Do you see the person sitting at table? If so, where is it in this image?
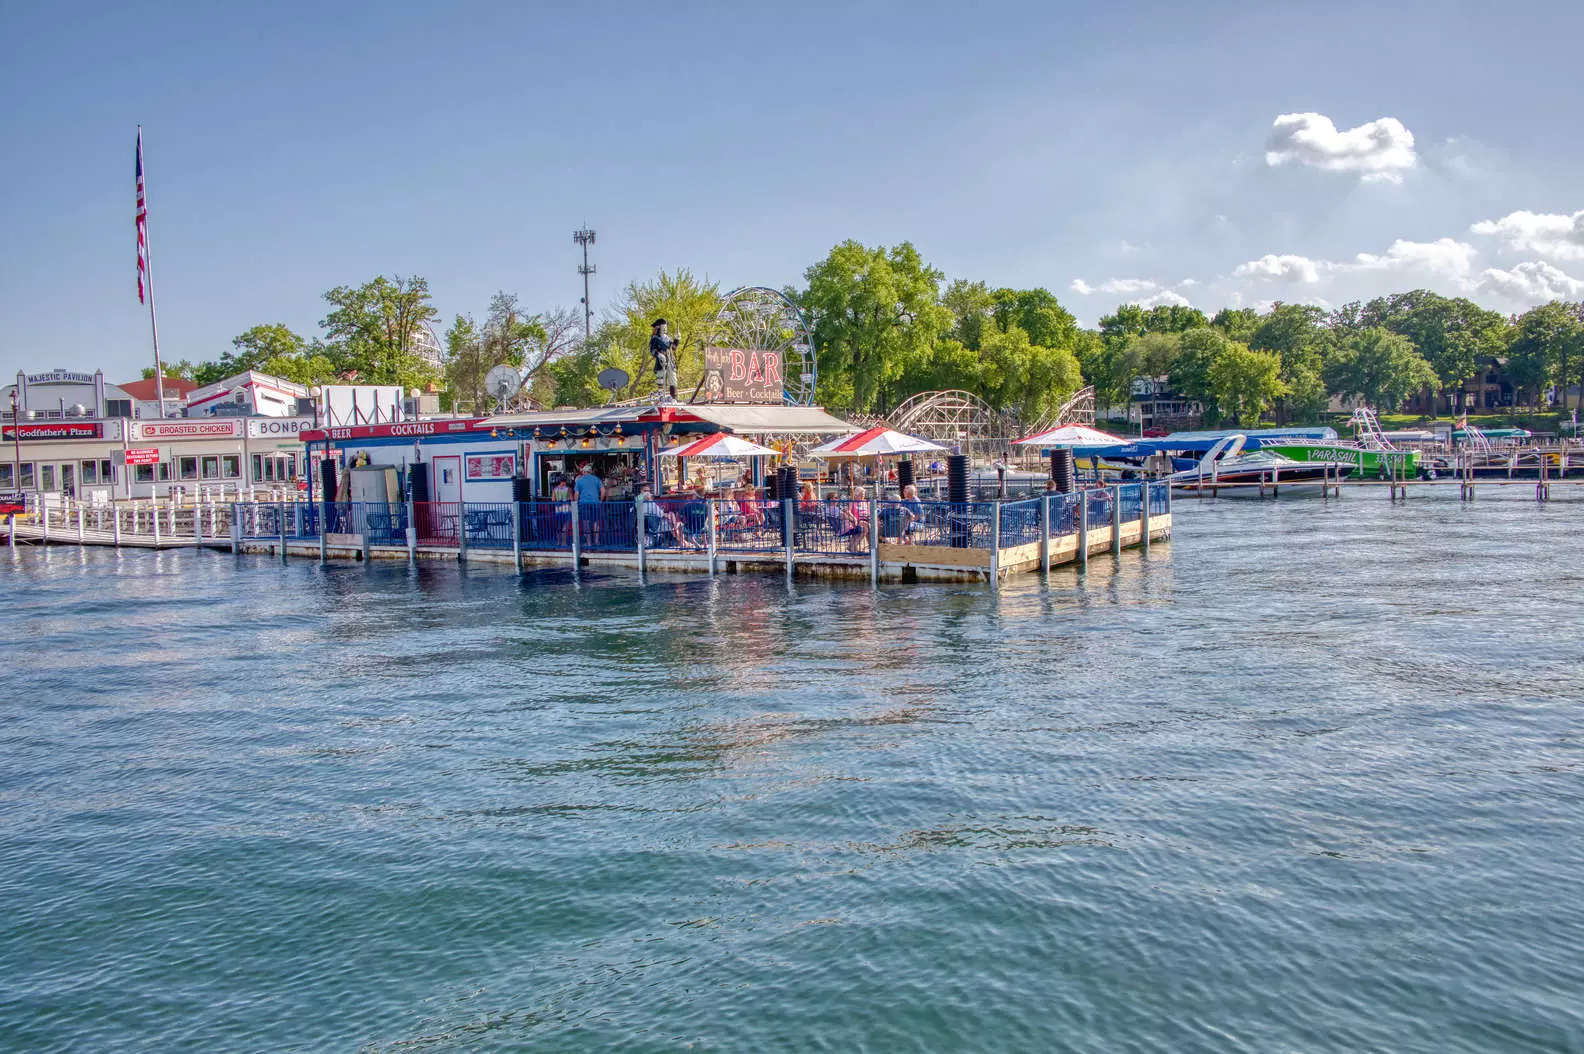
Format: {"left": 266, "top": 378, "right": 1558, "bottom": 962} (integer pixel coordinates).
{"left": 640, "top": 488, "right": 683, "bottom": 547}
{"left": 898, "top": 483, "right": 924, "bottom": 543}
{"left": 840, "top": 486, "right": 871, "bottom": 552}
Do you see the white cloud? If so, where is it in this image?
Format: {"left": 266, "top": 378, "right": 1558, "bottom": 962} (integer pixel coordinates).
{"left": 1233, "top": 254, "right": 1323, "bottom": 283}
{"left": 1068, "top": 278, "right": 1159, "bottom": 296}
{"left": 1476, "top": 261, "right": 1584, "bottom": 304}
{"left": 1264, "top": 112, "right": 1417, "bottom": 183}
{"left": 1132, "top": 290, "right": 1192, "bottom": 309}
{"left": 1179, "top": 278, "right": 1199, "bottom": 288}
{"left": 1345, "top": 238, "right": 1477, "bottom": 279}
{"left": 1470, "top": 209, "right": 1584, "bottom": 261}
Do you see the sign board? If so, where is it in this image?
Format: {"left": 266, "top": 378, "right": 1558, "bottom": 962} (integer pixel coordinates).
{"left": 700, "top": 347, "right": 783, "bottom": 405}
{"left": 131, "top": 419, "right": 244, "bottom": 440}
{"left": 301, "top": 419, "right": 486, "bottom": 443}
{"left": 247, "top": 415, "right": 315, "bottom": 439}
{"left": 2, "top": 422, "right": 103, "bottom": 441}
{"left": 124, "top": 447, "right": 162, "bottom": 466}
{"left": 25, "top": 369, "right": 97, "bottom": 385}
{"left": 319, "top": 384, "right": 404, "bottom": 428}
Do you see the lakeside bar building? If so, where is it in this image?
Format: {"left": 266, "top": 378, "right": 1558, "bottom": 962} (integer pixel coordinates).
{"left": 298, "top": 403, "right": 857, "bottom": 504}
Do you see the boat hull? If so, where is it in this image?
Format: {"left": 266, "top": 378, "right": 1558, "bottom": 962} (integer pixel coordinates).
{"left": 1261, "top": 444, "right": 1418, "bottom": 479}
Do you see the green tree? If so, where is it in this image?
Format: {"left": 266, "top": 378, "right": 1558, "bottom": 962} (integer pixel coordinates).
{"left": 1250, "top": 303, "right": 1328, "bottom": 423}
{"left": 1507, "top": 302, "right": 1580, "bottom": 408}
{"left": 974, "top": 324, "right": 1083, "bottom": 423}
{"left": 1210, "top": 307, "right": 1260, "bottom": 343}
{"left": 990, "top": 287, "right": 1079, "bottom": 350}
{"left": 544, "top": 335, "right": 609, "bottom": 408}
{"left": 1324, "top": 327, "right": 1438, "bottom": 411}
{"left": 800, "top": 241, "right": 951, "bottom": 412}
{"left": 603, "top": 269, "right": 724, "bottom": 400}
{"left": 1170, "top": 327, "right": 1229, "bottom": 421}
{"left": 319, "top": 275, "right": 442, "bottom": 388}
{"left": 1208, "top": 343, "right": 1287, "bottom": 425}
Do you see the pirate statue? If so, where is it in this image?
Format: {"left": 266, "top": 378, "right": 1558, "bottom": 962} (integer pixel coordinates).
{"left": 650, "top": 318, "right": 678, "bottom": 402}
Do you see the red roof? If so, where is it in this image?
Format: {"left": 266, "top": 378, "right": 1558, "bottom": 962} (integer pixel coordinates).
{"left": 117, "top": 377, "right": 200, "bottom": 401}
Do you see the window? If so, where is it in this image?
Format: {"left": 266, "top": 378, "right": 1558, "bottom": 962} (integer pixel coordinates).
{"left": 221, "top": 454, "right": 240, "bottom": 479}
{"left": 251, "top": 454, "right": 263, "bottom": 482}
{"left": 41, "top": 465, "right": 55, "bottom": 491}
{"left": 178, "top": 456, "right": 199, "bottom": 480}
{"left": 105, "top": 399, "right": 132, "bottom": 418}
{"left": 80, "top": 460, "right": 99, "bottom": 486}
{"left": 100, "top": 459, "right": 114, "bottom": 484}
{"left": 201, "top": 455, "right": 220, "bottom": 479}
{"left": 133, "top": 463, "right": 170, "bottom": 484}
{"left": 0, "top": 464, "right": 11, "bottom": 489}
{"left": 19, "top": 463, "right": 34, "bottom": 488}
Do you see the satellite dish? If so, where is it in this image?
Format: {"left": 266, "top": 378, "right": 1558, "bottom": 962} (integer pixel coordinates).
{"left": 596, "top": 367, "right": 629, "bottom": 392}
{"left": 484, "top": 364, "right": 524, "bottom": 410}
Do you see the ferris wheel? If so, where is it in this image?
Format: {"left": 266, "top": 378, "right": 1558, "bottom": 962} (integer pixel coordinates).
{"left": 714, "top": 286, "right": 817, "bottom": 406}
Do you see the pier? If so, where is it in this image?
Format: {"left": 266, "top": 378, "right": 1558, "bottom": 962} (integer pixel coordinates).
{"left": 5, "top": 483, "right": 1172, "bottom": 587}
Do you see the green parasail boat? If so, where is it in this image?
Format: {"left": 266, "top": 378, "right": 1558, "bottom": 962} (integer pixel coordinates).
{"left": 1258, "top": 441, "right": 1418, "bottom": 479}
{"left": 1262, "top": 409, "right": 1419, "bottom": 479}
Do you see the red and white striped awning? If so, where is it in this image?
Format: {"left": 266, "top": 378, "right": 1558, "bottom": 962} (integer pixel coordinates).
{"left": 657, "top": 433, "right": 779, "bottom": 458}
{"left": 807, "top": 426, "right": 947, "bottom": 457}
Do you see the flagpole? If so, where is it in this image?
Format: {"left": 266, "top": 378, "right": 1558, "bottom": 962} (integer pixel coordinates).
{"left": 139, "top": 125, "right": 168, "bottom": 419}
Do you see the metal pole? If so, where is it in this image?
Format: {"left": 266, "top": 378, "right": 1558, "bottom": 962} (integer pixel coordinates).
{"left": 1110, "top": 484, "right": 1121, "bottom": 557}
{"left": 458, "top": 503, "right": 468, "bottom": 564}
{"left": 513, "top": 500, "right": 524, "bottom": 573}
{"left": 113, "top": 504, "right": 122, "bottom": 547}
{"left": 76, "top": 505, "right": 84, "bottom": 543}
{"left": 406, "top": 496, "right": 418, "bottom": 565}
{"left": 783, "top": 496, "right": 794, "bottom": 580}
{"left": 1078, "top": 489, "right": 1088, "bottom": 569}
{"left": 230, "top": 503, "right": 240, "bottom": 554}
{"left": 706, "top": 498, "right": 717, "bottom": 576}
{"left": 278, "top": 499, "right": 287, "bottom": 562}
{"left": 1039, "top": 493, "right": 1050, "bottom": 572}
{"left": 150, "top": 501, "right": 158, "bottom": 547}
{"left": 989, "top": 500, "right": 1000, "bottom": 591}
{"left": 1140, "top": 483, "right": 1150, "bottom": 553}
{"left": 634, "top": 497, "right": 645, "bottom": 576}
{"left": 869, "top": 500, "right": 879, "bottom": 585}
{"left": 571, "top": 500, "right": 581, "bottom": 570}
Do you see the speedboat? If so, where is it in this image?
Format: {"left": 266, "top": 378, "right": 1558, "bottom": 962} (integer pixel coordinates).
{"left": 1167, "top": 433, "right": 1352, "bottom": 496}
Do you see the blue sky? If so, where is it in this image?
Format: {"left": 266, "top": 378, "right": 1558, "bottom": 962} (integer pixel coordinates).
{"left": 3, "top": 0, "right": 1583, "bottom": 383}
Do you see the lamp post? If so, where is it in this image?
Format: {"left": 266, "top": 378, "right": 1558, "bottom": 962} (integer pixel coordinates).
{"left": 8, "top": 390, "right": 20, "bottom": 494}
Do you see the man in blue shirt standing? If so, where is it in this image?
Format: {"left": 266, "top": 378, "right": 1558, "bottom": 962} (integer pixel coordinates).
{"left": 574, "top": 462, "right": 605, "bottom": 545}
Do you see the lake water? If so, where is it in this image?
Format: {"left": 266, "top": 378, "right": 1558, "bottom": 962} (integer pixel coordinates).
{"left": 2, "top": 491, "right": 1582, "bottom": 1052}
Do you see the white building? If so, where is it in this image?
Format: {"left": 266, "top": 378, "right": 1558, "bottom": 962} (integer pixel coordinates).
{"left": 186, "top": 371, "right": 312, "bottom": 419}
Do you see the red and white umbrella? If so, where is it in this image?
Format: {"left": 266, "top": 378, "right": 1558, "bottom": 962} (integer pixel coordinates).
{"left": 1013, "top": 424, "right": 1126, "bottom": 447}
{"left": 808, "top": 426, "right": 947, "bottom": 458}
{"left": 657, "top": 433, "right": 779, "bottom": 458}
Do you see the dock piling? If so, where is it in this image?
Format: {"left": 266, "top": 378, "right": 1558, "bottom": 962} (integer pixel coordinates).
{"left": 1140, "top": 483, "right": 1150, "bottom": 554}
{"left": 1039, "top": 493, "right": 1050, "bottom": 572}
{"left": 634, "top": 497, "right": 645, "bottom": 577}
{"left": 706, "top": 499, "right": 717, "bottom": 576}
{"left": 1078, "top": 490, "right": 1088, "bottom": 570}
{"left": 783, "top": 498, "right": 794, "bottom": 580}
{"left": 869, "top": 501, "right": 879, "bottom": 586}
{"left": 1111, "top": 485, "right": 1121, "bottom": 558}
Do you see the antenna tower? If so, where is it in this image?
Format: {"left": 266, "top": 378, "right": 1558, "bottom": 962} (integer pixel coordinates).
{"left": 573, "top": 227, "right": 597, "bottom": 342}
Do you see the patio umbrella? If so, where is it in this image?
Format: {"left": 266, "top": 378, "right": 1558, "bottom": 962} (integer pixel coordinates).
{"left": 1013, "top": 424, "right": 1127, "bottom": 447}
{"left": 807, "top": 426, "right": 947, "bottom": 457}
{"left": 657, "top": 433, "right": 780, "bottom": 458}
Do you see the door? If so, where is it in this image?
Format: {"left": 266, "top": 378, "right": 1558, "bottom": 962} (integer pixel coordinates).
{"left": 60, "top": 464, "right": 75, "bottom": 498}
{"left": 430, "top": 455, "right": 462, "bottom": 545}
{"left": 432, "top": 456, "right": 461, "bottom": 503}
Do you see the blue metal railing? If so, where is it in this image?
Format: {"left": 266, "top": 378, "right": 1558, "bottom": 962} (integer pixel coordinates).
{"left": 228, "top": 486, "right": 1167, "bottom": 559}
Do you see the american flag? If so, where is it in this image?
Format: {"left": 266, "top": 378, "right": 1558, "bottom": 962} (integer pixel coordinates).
{"left": 136, "top": 129, "right": 148, "bottom": 304}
